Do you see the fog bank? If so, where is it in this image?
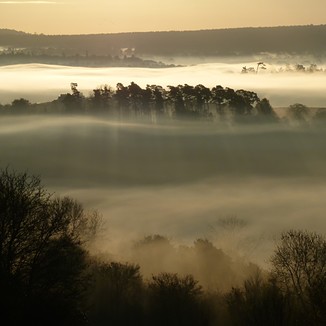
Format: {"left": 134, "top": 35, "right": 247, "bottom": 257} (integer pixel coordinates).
{"left": 0, "top": 62, "right": 326, "bottom": 107}
{"left": 1, "top": 116, "right": 326, "bottom": 266}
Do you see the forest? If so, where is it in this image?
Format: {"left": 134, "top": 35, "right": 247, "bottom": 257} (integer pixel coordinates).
{"left": 1, "top": 25, "right": 326, "bottom": 58}
{"left": 0, "top": 50, "right": 176, "bottom": 68}
{"left": 1, "top": 82, "right": 325, "bottom": 125}
{"left": 1, "top": 83, "right": 326, "bottom": 325}
{"left": 0, "top": 169, "right": 325, "bottom": 325}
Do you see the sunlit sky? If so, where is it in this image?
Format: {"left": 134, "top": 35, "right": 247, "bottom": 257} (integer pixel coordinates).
{"left": 0, "top": 0, "right": 325, "bottom": 35}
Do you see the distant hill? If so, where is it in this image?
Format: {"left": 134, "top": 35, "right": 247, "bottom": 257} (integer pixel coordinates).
{"left": 1, "top": 25, "right": 326, "bottom": 58}
{"left": 0, "top": 29, "right": 26, "bottom": 36}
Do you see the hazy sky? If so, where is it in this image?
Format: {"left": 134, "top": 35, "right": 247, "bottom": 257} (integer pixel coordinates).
{"left": 0, "top": 0, "right": 325, "bottom": 34}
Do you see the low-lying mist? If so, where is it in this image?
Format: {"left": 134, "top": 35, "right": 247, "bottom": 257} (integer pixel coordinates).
{"left": 1, "top": 115, "right": 326, "bottom": 273}
{"left": 1, "top": 61, "right": 326, "bottom": 107}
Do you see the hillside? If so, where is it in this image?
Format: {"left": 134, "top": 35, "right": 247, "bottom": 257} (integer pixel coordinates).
{"left": 0, "top": 25, "right": 326, "bottom": 58}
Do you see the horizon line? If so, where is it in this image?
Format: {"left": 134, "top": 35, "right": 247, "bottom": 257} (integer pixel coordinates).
{"left": 0, "top": 23, "right": 325, "bottom": 36}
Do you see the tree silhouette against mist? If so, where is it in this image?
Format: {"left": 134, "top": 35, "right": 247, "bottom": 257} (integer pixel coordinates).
{"left": 287, "top": 103, "right": 310, "bottom": 123}
{"left": 58, "top": 83, "right": 85, "bottom": 113}
{"left": 87, "top": 261, "right": 144, "bottom": 326}
{"left": 89, "top": 85, "right": 114, "bottom": 113}
{"left": 271, "top": 230, "right": 326, "bottom": 325}
{"left": 0, "top": 168, "right": 100, "bottom": 325}
{"left": 148, "top": 273, "right": 207, "bottom": 326}
{"left": 11, "top": 98, "right": 31, "bottom": 113}
{"left": 1, "top": 81, "right": 286, "bottom": 124}
{"left": 227, "top": 273, "right": 293, "bottom": 326}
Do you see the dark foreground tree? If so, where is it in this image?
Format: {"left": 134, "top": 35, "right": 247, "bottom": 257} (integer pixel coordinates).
{"left": 147, "top": 272, "right": 210, "bottom": 326}
{"left": 87, "top": 261, "right": 144, "bottom": 326}
{"left": 271, "top": 230, "right": 326, "bottom": 325}
{"left": 0, "top": 168, "right": 100, "bottom": 325}
{"left": 227, "top": 273, "right": 294, "bottom": 326}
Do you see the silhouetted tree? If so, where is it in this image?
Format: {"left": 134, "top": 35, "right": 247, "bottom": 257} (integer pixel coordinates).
{"left": 151, "top": 85, "right": 166, "bottom": 115}
{"left": 140, "top": 85, "right": 153, "bottom": 115}
{"left": 231, "top": 89, "right": 258, "bottom": 118}
{"left": 87, "top": 261, "right": 144, "bottom": 326}
{"left": 115, "top": 82, "right": 130, "bottom": 117}
{"left": 11, "top": 98, "right": 31, "bottom": 113}
{"left": 167, "top": 85, "right": 186, "bottom": 117}
{"left": 255, "top": 98, "right": 278, "bottom": 121}
{"left": 128, "top": 81, "right": 143, "bottom": 115}
{"left": 191, "top": 239, "right": 236, "bottom": 291}
{"left": 295, "top": 64, "right": 306, "bottom": 72}
{"left": 271, "top": 230, "right": 326, "bottom": 325}
{"left": 58, "top": 83, "right": 85, "bottom": 113}
{"left": 194, "top": 84, "right": 212, "bottom": 117}
{"left": 287, "top": 103, "right": 310, "bottom": 123}
{"left": 313, "top": 108, "right": 326, "bottom": 121}
{"left": 227, "top": 274, "right": 294, "bottom": 326}
{"left": 0, "top": 168, "right": 99, "bottom": 325}
{"left": 148, "top": 273, "right": 208, "bottom": 326}
{"left": 211, "top": 85, "right": 227, "bottom": 117}
{"left": 89, "top": 85, "right": 113, "bottom": 113}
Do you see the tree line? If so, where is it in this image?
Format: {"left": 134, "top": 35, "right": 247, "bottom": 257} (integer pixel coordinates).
{"left": 0, "top": 82, "right": 291, "bottom": 122}
{"left": 1, "top": 82, "right": 325, "bottom": 124}
{"left": 0, "top": 50, "right": 175, "bottom": 68}
{"left": 0, "top": 169, "right": 325, "bottom": 325}
{"left": 1, "top": 25, "right": 326, "bottom": 57}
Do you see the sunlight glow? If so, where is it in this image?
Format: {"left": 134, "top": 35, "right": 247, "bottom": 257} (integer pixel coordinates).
{"left": 0, "top": 1, "right": 56, "bottom": 4}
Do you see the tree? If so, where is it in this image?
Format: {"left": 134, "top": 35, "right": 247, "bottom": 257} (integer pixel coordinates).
{"left": 271, "top": 230, "right": 326, "bottom": 324}
{"left": 11, "top": 98, "right": 31, "bottom": 113}
{"left": 89, "top": 85, "right": 113, "bottom": 113}
{"left": 132, "top": 235, "right": 176, "bottom": 277}
{"left": 227, "top": 274, "right": 293, "bottom": 326}
{"left": 128, "top": 81, "right": 143, "bottom": 115}
{"left": 255, "top": 98, "right": 278, "bottom": 121}
{"left": 0, "top": 168, "right": 99, "bottom": 324}
{"left": 58, "top": 83, "right": 85, "bottom": 113}
{"left": 87, "top": 261, "right": 144, "bottom": 326}
{"left": 150, "top": 84, "right": 166, "bottom": 116}
{"left": 287, "top": 103, "right": 310, "bottom": 123}
{"left": 148, "top": 273, "right": 206, "bottom": 326}
{"left": 115, "top": 82, "right": 130, "bottom": 117}
{"left": 167, "top": 85, "right": 186, "bottom": 117}
{"left": 194, "top": 84, "right": 211, "bottom": 116}
{"left": 211, "top": 86, "right": 258, "bottom": 120}
{"left": 313, "top": 108, "right": 326, "bottom": 121}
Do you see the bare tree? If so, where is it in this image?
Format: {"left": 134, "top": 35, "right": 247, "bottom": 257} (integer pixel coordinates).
{"left": 271, "top": 230, "right": 326, "bottom": 324}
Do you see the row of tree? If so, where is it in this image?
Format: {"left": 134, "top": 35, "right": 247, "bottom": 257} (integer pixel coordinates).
{"left": 0, "top": 169, "right": 325, "bottom": 325}
{"left": 242, "top": 63, "right": 326, "bottom": 74}
{"left": 0, "top": 82, "right": 280, "bottom": 122}
{"left": 1, "top": 82, "right": 325, "bottom": 124}
{"left": 0, "top": 51, "right": 174, "bottom": 68}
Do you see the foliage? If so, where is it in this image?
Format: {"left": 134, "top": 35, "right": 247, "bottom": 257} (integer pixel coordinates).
{"left": 11, "top": 98, "right": 31, "bottom": 113}
{"left": 87, "top": 261, "right": 144, "bottom": 326}
{"left": 147, "top": 273, "right": 207, "bottom": 326}
{"left": 1, "top": 169, "right": 326, "bottom": 325}
{"left": 271, "top": 230, "right": 326, "bottom": 325}
{"left": 227, "top": 274, "right": 294, "bottom": 326}
{"left": 0, "top": 82, "right": 283, "bottom": 123}
{"left": 287, "top": 103, "right": 310, "bottom": 122}
{"left": 0, "top": 168, "right": 99, "bottom": 325}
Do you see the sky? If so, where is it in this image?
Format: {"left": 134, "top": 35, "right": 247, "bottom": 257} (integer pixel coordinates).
{"left": 0, "top": 0, "right": 325, "bottom": 35}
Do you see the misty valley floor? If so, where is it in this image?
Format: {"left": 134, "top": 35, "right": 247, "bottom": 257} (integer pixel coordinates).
{"left": 1, "top": 62, "right": 326, "bottom": 107}
{"left": 1, "top": 116, "right": 326, "bottom": 266}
